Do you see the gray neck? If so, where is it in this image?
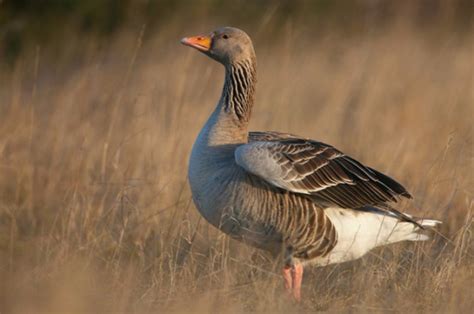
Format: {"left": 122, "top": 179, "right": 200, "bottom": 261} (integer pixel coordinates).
{"left": 198, "top": 57, "right": 257, "bottom": 147}
{"left": 221, "top": 58, "right": 257, "bottom": 129}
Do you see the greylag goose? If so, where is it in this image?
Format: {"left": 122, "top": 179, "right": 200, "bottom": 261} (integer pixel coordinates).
{"left": 181, "top": 27, "right": 440, "bottom": 301}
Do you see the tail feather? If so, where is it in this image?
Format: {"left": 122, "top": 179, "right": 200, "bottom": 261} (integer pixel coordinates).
{"left": 406, "top": 233, "right": 430, "bottom": 241}
{"left": 416, "top": 218, "right": 442, "bottom": 228}
{"left": 403, "top": 217, "right": 442, "bottom": 242}
{"left": 319, "top": 207, "right": 442, "bottom": 266}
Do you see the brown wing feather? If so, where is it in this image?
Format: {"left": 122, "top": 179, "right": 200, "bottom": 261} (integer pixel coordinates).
{"left": 247, "top": 131, "right": 412, "bottom": 210}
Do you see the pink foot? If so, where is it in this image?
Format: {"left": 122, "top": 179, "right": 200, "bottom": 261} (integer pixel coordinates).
{"left": 291, "top": 263, "right": 303, "bottom": 302}
{"left": 282, "top": 263, "right": 304, "bottom": 302}
{"left": 282, "top": 265, "right": 293, "bottom": 292}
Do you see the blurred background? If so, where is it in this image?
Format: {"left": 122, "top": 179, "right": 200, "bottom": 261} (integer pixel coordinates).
{"left": 0, "top": 1, "right": 472, "bottom": 313}
{"left": 1, "top": 0, "right": 472, "bottom": 66}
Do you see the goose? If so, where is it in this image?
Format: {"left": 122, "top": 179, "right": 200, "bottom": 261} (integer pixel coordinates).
{"left": 181, "top": 27, "right": 440, "bottom": 301}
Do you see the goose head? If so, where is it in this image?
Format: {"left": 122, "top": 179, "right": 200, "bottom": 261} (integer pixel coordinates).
{"left": 181, "top": 27, "right": 255, "bottom": 65}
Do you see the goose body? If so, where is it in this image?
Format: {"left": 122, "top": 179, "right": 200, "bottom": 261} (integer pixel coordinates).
{"left": 182, "top": 27, "right": 440, "bottom": 300}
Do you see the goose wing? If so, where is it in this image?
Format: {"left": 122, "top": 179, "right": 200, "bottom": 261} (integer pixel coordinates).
{"left": 237, "top": 131, "right": 412, "bottom": 210}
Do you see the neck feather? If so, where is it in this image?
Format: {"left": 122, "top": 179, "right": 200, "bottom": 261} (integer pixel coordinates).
{"left": 221, "top": 58, "right": 257, "bottom": 127}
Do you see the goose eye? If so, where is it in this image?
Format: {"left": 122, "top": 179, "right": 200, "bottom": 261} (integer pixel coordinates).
{"left": 222, "top": 34, "right": 229, "bottom": 39}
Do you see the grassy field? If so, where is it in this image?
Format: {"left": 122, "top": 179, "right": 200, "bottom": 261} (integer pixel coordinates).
{"left": 0, "top": 13, "right": 472, "bottom": 313}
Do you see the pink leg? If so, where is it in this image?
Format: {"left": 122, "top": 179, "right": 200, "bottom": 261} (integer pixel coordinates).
{"left": 282, "top": 263, "right": 304, "bottom": 302}
{"left": 291, "top": 263, "right": 304, "bottom": 302}
{"left": 282, "top": 265, "right": 293, "bottom": 293}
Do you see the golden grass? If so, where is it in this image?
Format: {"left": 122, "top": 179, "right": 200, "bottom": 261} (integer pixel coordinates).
{"left": 0, "top": 21, "right": 472, "bottom": 313}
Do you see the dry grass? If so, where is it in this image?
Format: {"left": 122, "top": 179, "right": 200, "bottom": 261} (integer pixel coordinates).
{"left": 0, "top": 19, "right": 472, "bottom": 313}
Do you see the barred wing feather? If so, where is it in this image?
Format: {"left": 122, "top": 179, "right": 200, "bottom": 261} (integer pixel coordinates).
{"left": 237, "top": 132, "right": 412, "bottom": 210}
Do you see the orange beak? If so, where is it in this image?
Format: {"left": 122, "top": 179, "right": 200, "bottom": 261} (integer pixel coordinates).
{"left": 180, "top": 34, "right": 212, "bottom": 52}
